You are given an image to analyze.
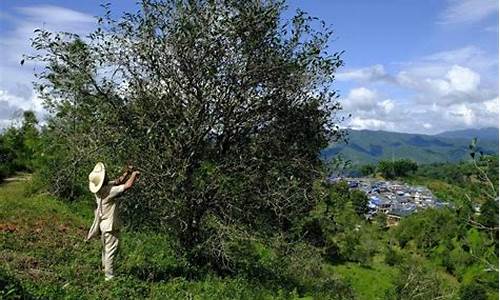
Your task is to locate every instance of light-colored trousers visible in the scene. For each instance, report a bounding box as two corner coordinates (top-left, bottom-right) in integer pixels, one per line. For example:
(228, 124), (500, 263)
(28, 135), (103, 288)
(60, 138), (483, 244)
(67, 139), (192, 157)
(100, 224), (119, 279)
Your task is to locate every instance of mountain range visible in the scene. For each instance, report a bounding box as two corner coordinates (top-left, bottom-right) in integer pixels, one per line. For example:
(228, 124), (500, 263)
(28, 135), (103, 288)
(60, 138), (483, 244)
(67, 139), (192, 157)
(322, 127), (499, 165)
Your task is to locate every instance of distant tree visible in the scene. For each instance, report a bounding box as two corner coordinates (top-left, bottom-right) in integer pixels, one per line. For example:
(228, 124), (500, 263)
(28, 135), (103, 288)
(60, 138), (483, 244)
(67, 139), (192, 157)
(350, 189), (369, 216)
(0, 110), (40, 180)
(373, 212), (387, 230)
(394, 159), (418, 177)
(359, 164), (375, 176)
(377, 160), (396, 179)
(18, 111), (40, 171)
(378, 159), (418, 179)
(28, 0), (345, 270)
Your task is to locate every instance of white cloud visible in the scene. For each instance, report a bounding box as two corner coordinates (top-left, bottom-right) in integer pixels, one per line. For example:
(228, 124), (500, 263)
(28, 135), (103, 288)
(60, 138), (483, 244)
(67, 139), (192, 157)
(400, 46), (498, 80)
(448, 103), (476, 125)
(0, 5), (95, 127)
(483, 97), (499, 114)
(345, 97), (498, 134)
(340, 65), (497, 134)
(0, 89), (45, 122)
(439, 0), (498, 24)
(16, 5), (95, 24)
(423, 46), (483, 64)
(337, 64), (388, 82)
(394, 64), (484, 100)
(484, 25), (499, 32)
(338, 45), (498, 134)
(377, 99), (395, 114)
(446, 65), (480, 93)
(349, 117), (395, 131)
(342, 87), (378, 111)
(0, 89), (31, 110)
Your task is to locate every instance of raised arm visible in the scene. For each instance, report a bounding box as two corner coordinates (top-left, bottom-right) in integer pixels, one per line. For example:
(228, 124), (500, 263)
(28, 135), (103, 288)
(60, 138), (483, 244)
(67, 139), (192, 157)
(110, 171), (129, 185)
(110, 166), (134, 185)
(123, 171), (140, 191)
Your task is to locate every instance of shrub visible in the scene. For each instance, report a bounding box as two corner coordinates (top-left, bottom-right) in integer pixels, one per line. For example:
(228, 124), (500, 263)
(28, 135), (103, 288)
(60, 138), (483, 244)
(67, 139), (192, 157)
(458, 281), (487, 300)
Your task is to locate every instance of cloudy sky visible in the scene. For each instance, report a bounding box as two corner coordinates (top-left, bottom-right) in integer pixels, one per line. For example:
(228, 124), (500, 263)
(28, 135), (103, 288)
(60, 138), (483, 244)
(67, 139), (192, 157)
(0, 0), (498, 134)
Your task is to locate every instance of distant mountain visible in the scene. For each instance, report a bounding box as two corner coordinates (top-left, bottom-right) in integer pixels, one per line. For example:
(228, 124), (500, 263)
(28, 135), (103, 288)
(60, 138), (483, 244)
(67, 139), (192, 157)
(322, 129), (499, 165)
(436, 127), (499, 141)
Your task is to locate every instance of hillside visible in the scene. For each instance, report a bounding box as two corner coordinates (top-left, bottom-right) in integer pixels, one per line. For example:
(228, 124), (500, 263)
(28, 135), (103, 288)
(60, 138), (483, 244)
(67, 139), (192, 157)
(0, 180), (306, 299)
(2, 178), (468, 299)
(436, 127), (499, 141)
(0, 179), (402, 299)
(322, 128), (499, 165)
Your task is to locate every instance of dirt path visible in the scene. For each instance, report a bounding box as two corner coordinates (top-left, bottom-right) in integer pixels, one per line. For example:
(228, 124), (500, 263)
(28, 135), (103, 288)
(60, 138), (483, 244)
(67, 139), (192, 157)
(3, 173), (32, 182)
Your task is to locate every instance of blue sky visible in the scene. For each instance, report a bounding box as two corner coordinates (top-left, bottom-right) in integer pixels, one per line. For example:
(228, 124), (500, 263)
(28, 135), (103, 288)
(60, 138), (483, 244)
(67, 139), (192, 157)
(0, 0), (498, 134)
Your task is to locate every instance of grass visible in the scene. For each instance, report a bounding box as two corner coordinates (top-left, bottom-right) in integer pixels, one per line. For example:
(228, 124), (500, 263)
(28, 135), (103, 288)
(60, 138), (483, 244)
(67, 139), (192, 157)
(0, 179), (468, 299)
(0, 180), (299, 299)
(2, 180), (349, 299)
(327, 256), (397, 300)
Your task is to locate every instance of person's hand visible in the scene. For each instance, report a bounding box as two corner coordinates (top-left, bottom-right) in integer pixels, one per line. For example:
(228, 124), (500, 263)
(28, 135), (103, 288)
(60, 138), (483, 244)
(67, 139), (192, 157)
(133, 170), (141, 176)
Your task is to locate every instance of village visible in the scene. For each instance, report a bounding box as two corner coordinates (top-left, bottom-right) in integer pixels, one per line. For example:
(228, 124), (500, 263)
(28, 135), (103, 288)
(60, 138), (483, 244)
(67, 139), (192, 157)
(332, 177), (451, 226)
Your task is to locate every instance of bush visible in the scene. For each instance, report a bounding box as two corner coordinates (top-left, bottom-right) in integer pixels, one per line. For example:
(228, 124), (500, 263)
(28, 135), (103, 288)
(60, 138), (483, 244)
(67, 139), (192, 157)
(118, 232), (189, 282)
(384, 258), (456, 300)
(458, 281), (487, 300)
(300, 181), (379, 265)
(384, 246), (403, 266)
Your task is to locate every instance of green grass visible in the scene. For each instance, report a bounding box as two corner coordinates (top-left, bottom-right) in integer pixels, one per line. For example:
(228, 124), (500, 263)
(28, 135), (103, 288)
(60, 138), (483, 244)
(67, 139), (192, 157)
(0, 180), (326, 299)
(0, 179), (471, 299)
(328, 259), (397, 300)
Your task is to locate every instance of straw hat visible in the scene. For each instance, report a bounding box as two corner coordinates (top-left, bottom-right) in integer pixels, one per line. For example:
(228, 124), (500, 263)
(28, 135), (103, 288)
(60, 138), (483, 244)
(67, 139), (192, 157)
(89, 162), (106, 193)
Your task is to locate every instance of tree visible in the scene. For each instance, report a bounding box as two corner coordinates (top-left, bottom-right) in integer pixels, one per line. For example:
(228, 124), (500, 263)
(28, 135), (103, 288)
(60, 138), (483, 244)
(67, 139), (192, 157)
(0, 110), (40, 181)
(28, 0), (345, 270)
(18, 111), (40, 171)
(301, 181), (378, 264)
(359, 164), (375, 176)
(378, 160), (396, 179)
(378, 159), (418, 179)
(350, 189), (369, 216)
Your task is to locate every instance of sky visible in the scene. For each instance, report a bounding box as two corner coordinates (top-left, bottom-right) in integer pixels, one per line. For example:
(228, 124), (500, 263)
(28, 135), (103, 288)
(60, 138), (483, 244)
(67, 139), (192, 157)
(0, 0), (498, 134)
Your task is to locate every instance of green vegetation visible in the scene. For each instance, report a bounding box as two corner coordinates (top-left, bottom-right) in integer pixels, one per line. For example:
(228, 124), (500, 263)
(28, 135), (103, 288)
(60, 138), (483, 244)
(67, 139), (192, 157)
(409, 156), (498, 202)
(0, 111), (40, 181)
(322, 129), (498, 166)
(329, 261), (397, 300)
(1, 180), (354, 299)
(377, 159), (418, 179)
(1, 157), (498, 298)
(27, 0), (346, 273)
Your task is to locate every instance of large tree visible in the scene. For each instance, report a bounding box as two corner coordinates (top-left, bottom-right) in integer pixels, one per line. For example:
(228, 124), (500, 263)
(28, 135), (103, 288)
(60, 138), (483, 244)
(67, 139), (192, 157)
(29, 0), (345, 269)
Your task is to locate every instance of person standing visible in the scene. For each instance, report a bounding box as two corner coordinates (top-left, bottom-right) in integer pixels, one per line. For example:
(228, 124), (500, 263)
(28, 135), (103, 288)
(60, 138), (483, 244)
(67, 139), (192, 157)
(86, 162), (140, 281)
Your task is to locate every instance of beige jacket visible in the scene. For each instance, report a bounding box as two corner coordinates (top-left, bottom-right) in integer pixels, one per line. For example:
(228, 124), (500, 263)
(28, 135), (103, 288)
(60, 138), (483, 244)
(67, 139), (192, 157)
(87, 184), (125, 240)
